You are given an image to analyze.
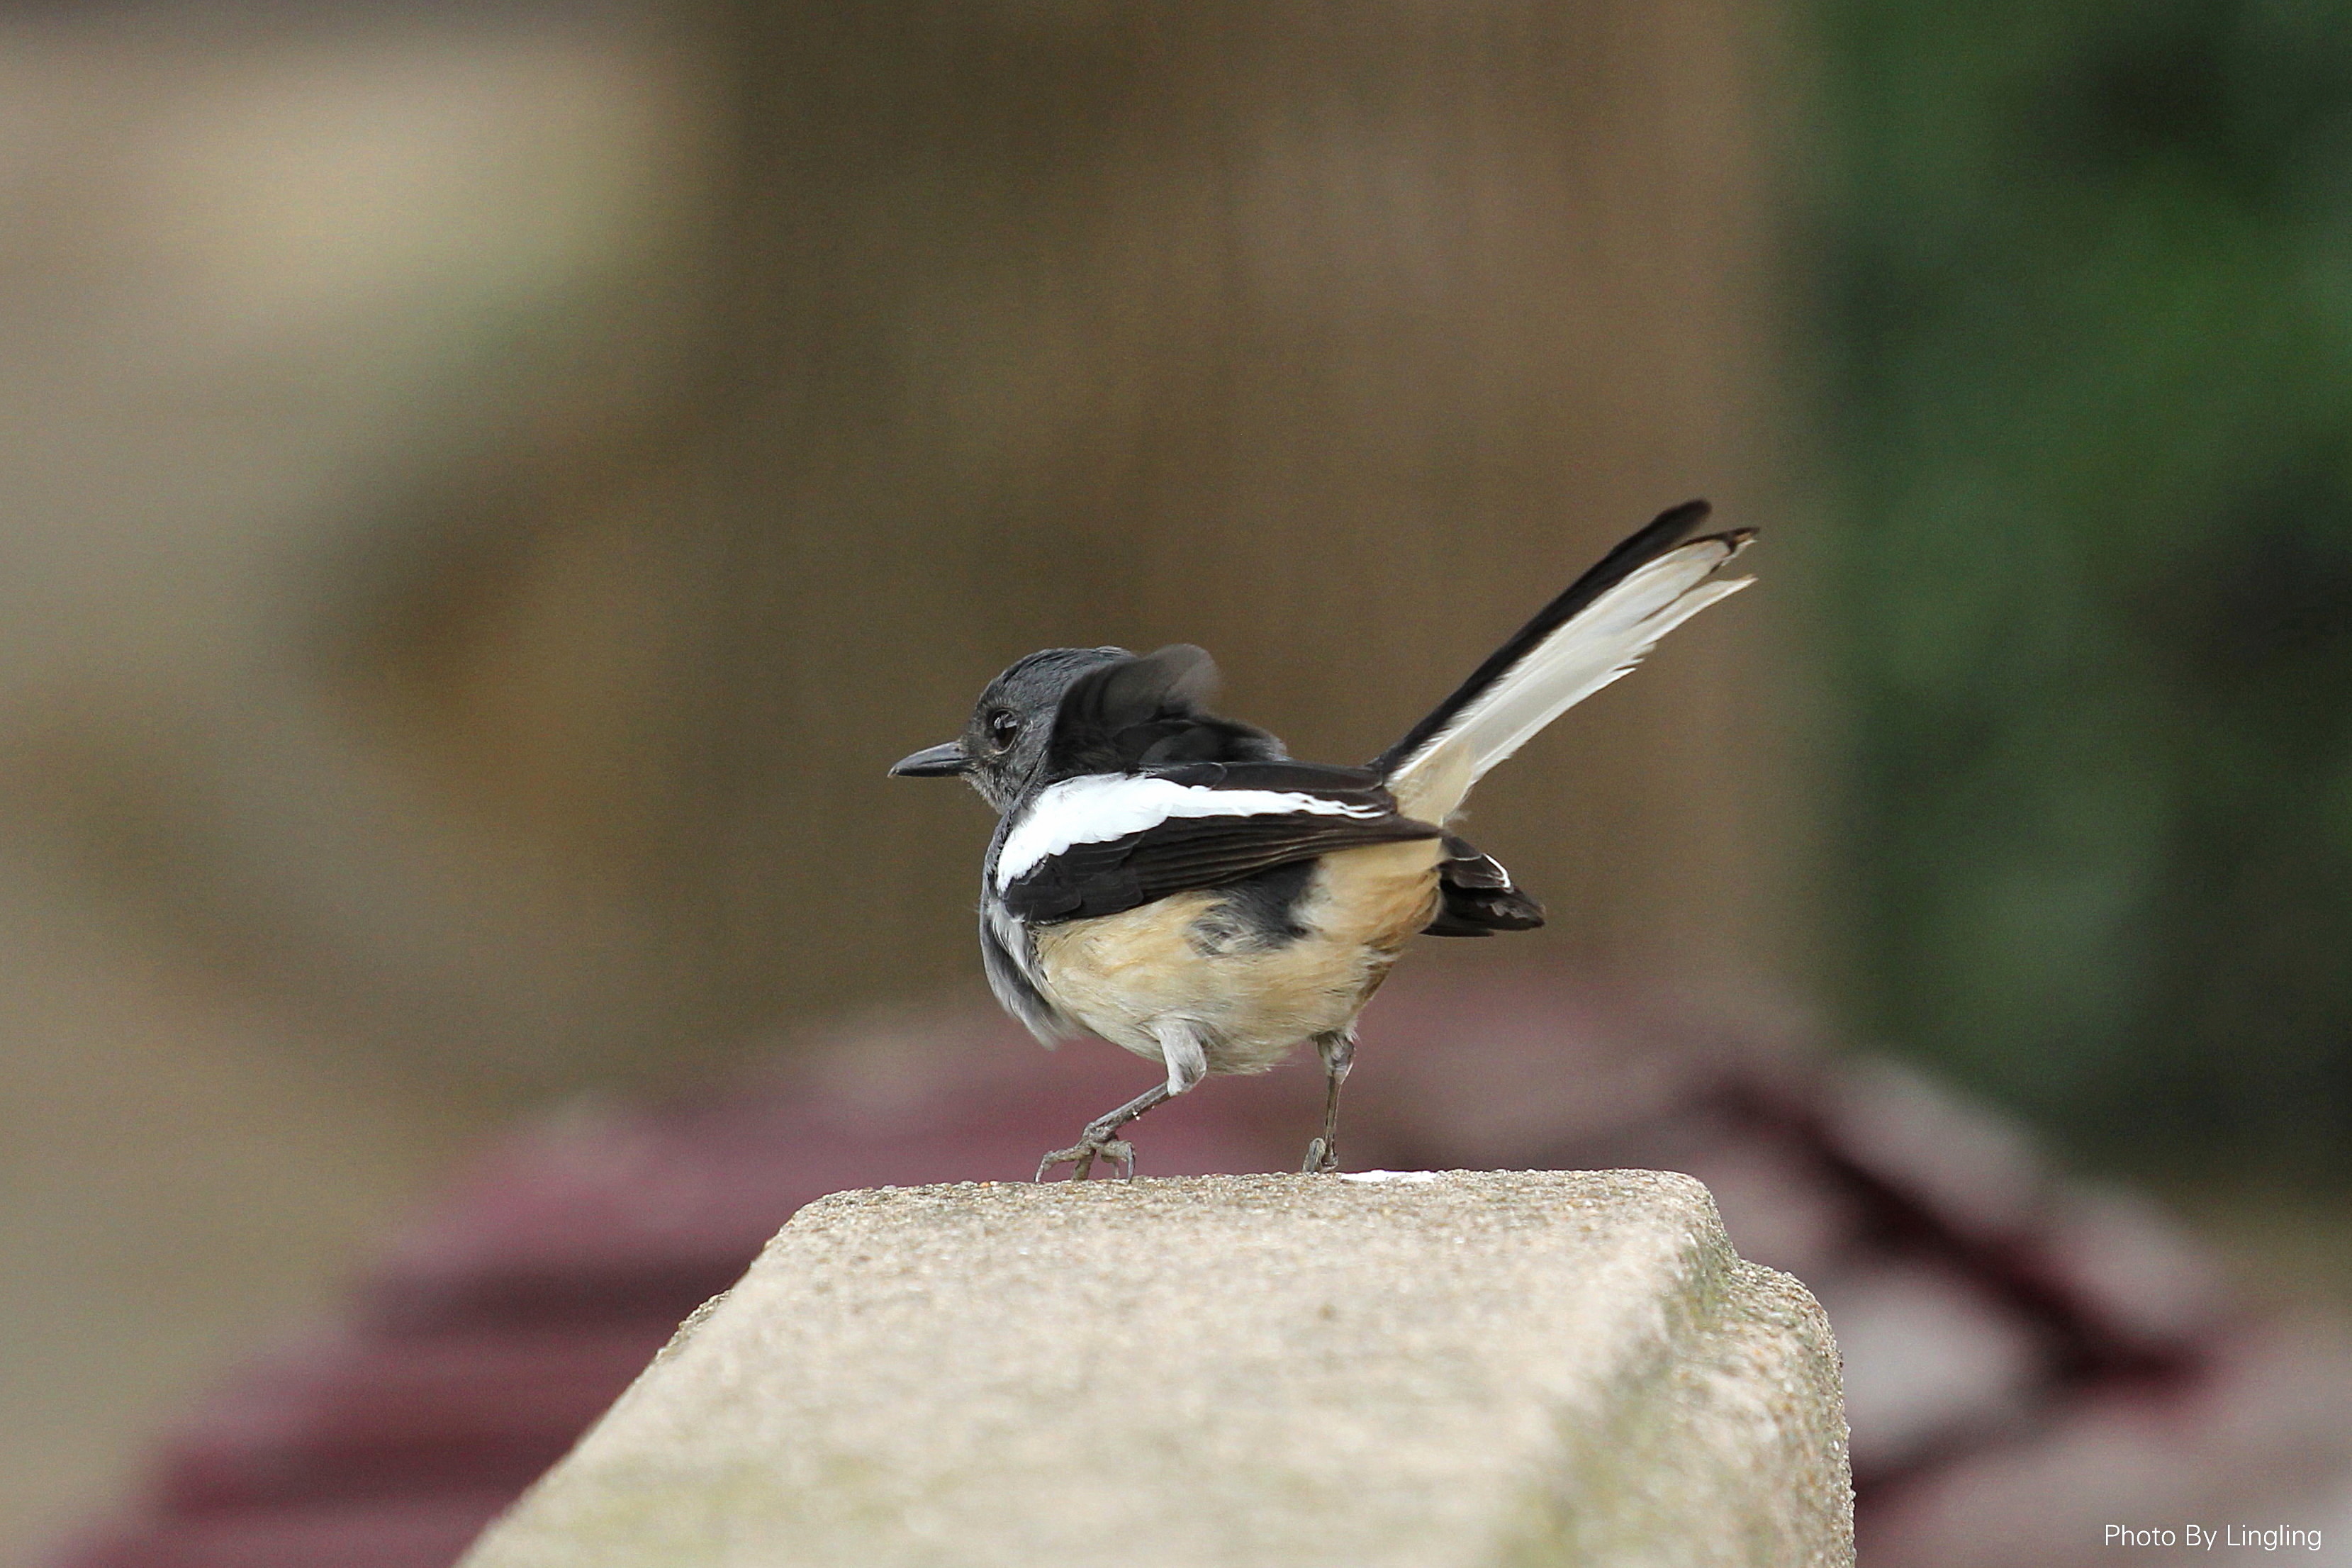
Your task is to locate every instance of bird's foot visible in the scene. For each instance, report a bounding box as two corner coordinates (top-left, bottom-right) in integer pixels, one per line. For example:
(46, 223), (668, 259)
(1303, 1135), (1340, 1175)
(1033, 1082), (1172, 1182)
(1036, 1132), (1137, 1182)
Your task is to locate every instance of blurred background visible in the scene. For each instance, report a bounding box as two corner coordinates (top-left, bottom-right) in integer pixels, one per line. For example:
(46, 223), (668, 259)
(5, 0), (2352, 1562)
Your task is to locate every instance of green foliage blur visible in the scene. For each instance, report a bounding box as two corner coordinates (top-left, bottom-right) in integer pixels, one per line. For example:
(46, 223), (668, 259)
(1815, 0), (2352, 1172)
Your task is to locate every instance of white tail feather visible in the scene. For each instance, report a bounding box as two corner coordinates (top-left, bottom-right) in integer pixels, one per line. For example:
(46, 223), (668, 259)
(1385, 537), (1753, 821)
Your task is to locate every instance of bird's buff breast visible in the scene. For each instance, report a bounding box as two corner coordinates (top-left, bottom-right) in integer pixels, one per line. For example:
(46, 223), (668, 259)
(1030, 839), (1444, 1075)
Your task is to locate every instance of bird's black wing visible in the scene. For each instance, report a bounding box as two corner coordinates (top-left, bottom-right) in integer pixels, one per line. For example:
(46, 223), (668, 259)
(1045, 644), (1290, 774)
(997, 761), (1442, 925)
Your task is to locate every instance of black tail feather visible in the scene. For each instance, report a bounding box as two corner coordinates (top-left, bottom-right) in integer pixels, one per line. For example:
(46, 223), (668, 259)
(1421, 834), (1545, 936)
(1368, 498), (1717, 778)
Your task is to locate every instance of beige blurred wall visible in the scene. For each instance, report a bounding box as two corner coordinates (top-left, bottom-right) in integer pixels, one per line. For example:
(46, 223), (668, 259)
(0, 6), (723, 1555)
(0, 1), (1803, 1556)
(366, 0), (1807, 1048)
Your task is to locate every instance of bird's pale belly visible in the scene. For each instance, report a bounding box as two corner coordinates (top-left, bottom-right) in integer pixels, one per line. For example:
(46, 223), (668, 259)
(1030, 839), (1445, 1076)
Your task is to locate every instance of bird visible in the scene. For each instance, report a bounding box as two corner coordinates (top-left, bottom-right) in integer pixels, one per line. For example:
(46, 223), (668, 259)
(890, 500), (1755, 1180)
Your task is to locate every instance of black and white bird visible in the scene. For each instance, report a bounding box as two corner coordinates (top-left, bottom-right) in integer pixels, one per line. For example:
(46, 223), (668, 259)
(890, 500), (1755, 1180)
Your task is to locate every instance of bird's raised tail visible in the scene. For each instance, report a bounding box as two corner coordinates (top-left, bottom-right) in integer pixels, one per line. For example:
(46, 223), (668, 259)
(1372, 500), (1754, 824)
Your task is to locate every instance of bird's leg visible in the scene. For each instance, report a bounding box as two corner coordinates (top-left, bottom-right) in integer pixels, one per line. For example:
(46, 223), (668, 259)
(1035, 1083), (1170, 1182)
(1037, 1021), (1209, 1182)
(1303, 1029), (1356, 1174)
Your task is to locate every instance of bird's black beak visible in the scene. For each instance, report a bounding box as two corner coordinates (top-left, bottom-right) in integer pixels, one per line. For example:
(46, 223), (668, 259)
(888, 741), (968, 778)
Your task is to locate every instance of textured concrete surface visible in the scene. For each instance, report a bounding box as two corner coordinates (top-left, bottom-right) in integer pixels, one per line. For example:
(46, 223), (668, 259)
(461, 1170), (1852, 1568)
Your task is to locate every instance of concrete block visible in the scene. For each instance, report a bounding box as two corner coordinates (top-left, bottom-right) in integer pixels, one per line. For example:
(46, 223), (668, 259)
(461, 1170), (1852, 1567)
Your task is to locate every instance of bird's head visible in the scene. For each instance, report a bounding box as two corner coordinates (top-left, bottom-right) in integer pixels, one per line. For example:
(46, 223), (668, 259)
(888, 642), (1284, 814)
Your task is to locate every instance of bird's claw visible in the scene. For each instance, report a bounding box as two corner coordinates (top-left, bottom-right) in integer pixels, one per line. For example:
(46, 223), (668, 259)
(1036, 1134), (1137, 1182)
(1303, 1135), (1340, 1175)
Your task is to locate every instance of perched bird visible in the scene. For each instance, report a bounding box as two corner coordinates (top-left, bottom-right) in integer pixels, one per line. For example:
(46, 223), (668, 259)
(890, 500), (1755, 1180)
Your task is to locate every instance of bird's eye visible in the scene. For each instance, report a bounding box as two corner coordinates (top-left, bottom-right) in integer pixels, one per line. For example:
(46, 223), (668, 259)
(986, 710), (1021, 748)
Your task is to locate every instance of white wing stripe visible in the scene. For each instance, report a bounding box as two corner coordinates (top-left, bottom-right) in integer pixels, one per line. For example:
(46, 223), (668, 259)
(995, 775), (1382, 888)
